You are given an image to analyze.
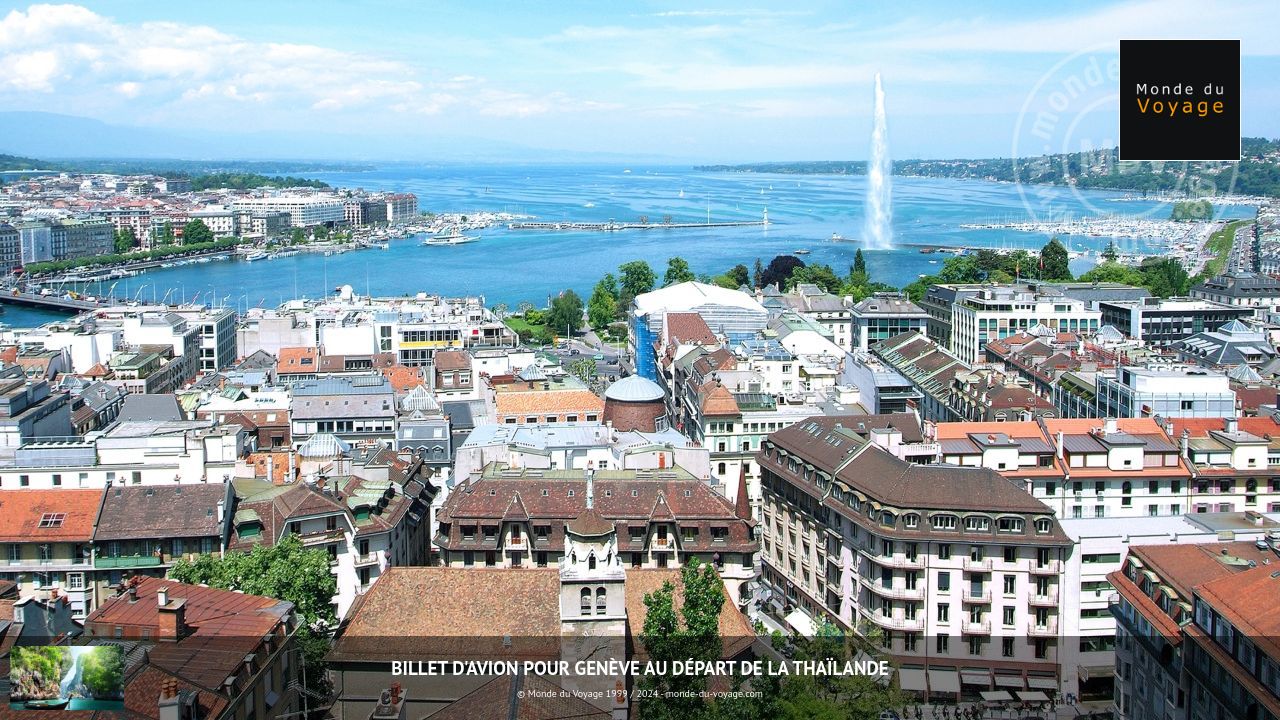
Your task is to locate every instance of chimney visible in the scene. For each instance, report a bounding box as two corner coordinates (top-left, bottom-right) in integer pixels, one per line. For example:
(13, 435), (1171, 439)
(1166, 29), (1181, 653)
(1055, 431), (1064, 460)
(585, 463), (595, 509)
(128, 586), (138, 603)
(1225, 417), (1239, 434)
(158, 679), (182, 720)
(1180, 429), (1190, 459)
(216, 498), (225, 524)
(1103, 418), (1118, 435)
(157, 586), (168, 607)
(158, 593), (187, 642)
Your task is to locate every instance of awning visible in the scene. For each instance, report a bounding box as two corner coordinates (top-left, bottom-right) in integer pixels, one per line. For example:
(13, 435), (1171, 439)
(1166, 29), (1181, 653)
(897, 666), (927, 692)
(1026, 677), (1058, 690)
(961, 669), (991, 685)
(980, 690), (1013, 702)
(928, 668), (961, 694)
(1018, 690), (1050, 702)
(1078, 664), (1115, 681)
(994, 674), (1023, 688)
(785, 609), (816, 638)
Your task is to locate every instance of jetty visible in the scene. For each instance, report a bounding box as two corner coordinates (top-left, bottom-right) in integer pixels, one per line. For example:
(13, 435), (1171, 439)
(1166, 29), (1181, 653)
(0, 289), (106, 312)
(508, 211), (770, 233)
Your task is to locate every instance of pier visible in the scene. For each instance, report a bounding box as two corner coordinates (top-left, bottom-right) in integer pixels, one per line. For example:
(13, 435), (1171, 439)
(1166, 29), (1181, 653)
(508, 212), (769, 233)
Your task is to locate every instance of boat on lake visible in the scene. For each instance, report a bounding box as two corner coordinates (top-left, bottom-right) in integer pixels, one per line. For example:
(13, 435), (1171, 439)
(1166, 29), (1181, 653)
(794, 249), (811, 255)
(243, 251), (268, 262)
(424, 230), (479, 246)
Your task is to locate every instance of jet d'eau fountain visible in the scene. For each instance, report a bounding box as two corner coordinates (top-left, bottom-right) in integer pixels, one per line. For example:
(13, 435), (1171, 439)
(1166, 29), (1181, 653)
(863, 73), (893, 250)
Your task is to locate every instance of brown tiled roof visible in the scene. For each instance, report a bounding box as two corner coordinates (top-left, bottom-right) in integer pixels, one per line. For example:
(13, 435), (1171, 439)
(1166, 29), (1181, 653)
(566, 507), (613, 536)
(94, 484), (226, 541)
(698, 381), (739, 416)
(83, 362), (112, 378)
(626, 569), (755, 661)
(1129, 542), (1268, 600)
(665, 312), (718, 346)
(1170, 416), (1280, 438)
(124, 664), (229, 720)
(429, 673), (609, 720)
(495, 390), (604, 418)
(0, 489), (101, 542)
(380, 365), (425, 393)
(276, 347), (317, 374)
(1194, 564), (1280, 660)
(434, 350), (472, 371)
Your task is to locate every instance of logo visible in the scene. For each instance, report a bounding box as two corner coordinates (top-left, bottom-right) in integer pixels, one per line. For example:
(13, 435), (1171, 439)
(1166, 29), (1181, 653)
(1120, 40), (1240, 161)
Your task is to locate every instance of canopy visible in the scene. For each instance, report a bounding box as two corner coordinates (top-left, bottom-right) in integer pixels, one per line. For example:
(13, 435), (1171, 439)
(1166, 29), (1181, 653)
(928, 668), (961, 694)
(1017, 690), (1050, 702)
(994, 674), (1023, 687)
(784, 609), (815, 638)
(980, 691), (1014, 702)
(961, 669), (991, 686)
(897, 666), (927, 692)
(1027, 677), (1059, 690)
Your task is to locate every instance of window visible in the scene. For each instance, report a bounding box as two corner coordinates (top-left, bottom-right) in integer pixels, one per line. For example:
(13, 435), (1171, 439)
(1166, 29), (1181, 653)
(1003, 546), (1017, 563)
(936, 635), (949, 654)
(1003, 607), (1015, 626)
(1002, 637), (1015, 657)
(37, 513), (65, 529)
(996, 517), (1024, 533)
(19, 474), (29, 487)
(938, 544), (951, 560)
(485, 551), (496, 567)
(937, 572), (950, 592)
(580, 588), (592, 616)
(1002, 575), (1016, 595)
(51, 474), (61, 487)
(937, 603), (949, 622)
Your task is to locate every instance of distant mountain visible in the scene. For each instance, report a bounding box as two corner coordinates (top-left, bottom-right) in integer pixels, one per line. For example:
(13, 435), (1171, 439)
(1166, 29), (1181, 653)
(0, 111), (678, 164)
(697, 138), (1280, 197)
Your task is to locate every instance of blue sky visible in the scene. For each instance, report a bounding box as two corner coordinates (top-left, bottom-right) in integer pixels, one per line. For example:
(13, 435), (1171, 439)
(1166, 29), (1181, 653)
(0, 1), (1277, 161)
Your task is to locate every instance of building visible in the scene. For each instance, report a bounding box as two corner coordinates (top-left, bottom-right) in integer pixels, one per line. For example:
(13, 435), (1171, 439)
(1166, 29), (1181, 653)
(290, 376), (397, 446)
(1098, 297), (1252, 346)
(91, 483), (230, 607)
(1191, 270), (1280, 317)
(758, 416), (1074, 698)
(1174, 319), (1279, 371)
(488, 369), (604, 426)
(431, 349), (474, 398)
(839, 351), (924, 415)
(602, 375), (667, 432)
(0, 365), (74, 463)
(1108, 541), (1280, 720)
(850, 293), (929, 352)
(15, 217), (113, 264)
(230, 195), (345, 227)
(83, 577), (300, 720)
(242, 210), (291, 239)
(1093, 365), (1238, 419)
(0, 222), (21, 272)
(0, 488), (100, 616)
(95, 206), (154, 245)
(228, 444), (436, 618)
(950, 285), (1101, 364)
(433, 463), (758, 605)
(630, 282), (768, 381)
(774, 284), (855, 351)
(384, 193), (418, 223)
(187, 207), (240, 238)
(326, 563), (755, 720)
(871, 331), (970, 422)
(1169, 416), (1280, 514)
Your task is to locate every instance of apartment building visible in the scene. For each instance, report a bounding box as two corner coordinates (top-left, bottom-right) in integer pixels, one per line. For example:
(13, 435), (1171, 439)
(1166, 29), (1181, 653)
(1191, 270), (1280, 317)
(289, 375), (397, 446)
(773, 283), (855, 351)
(630, 281), (769, 381)
(384, 193), (418, 223)
(1169, 416), (1280, 514)
(950, 285), (1101, 364)
(872, 331), (970, 422)
(0, 364), (74, 462)
(1109, 541), (1280, 720)
(850, 293), (929, 352)
(0, 222), (21, 272)
(230, 195), (345, 227)
(1099, 297), (1252, 346)
(433, 464), (759, 605)
(759, 416), (1073, 698)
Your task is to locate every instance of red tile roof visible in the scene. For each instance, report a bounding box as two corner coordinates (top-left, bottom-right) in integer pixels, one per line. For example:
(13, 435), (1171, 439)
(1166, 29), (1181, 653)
(665, 312), (718, 346)
(276, 347), (317, 374)
(433, 350), (472, 371)
(0, 489), (101, 542)
(380, 365), (424, 394)
(1169, 416), (1280, 438)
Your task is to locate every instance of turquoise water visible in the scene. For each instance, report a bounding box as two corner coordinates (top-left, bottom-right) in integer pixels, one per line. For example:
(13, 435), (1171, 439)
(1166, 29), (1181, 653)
(9, 700), (124, 711)
(5, 165), (1255, 327)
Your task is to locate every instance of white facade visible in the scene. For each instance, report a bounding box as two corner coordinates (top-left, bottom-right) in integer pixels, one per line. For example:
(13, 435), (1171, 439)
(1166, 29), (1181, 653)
(1095, 366), (1237, 419)
(231, 196), (344, 227)
(951, 287), (1101, 363)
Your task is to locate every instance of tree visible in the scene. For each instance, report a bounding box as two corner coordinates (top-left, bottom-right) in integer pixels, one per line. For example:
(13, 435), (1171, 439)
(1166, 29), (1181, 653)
(1039, 238), (1072, 281)
(789, 263), (842, 293)
(567, 357), (597, 385)
(853, 249), (867, 276)
(313, 225), (330, 241)
(1102, 240), (1119, 262)
(158, 222), (176, 247)
(113, 228), (136, 254)
(546, 289), (585, 336)
(1140, 257), (1191, 297)
(290, 227), (306, 245)
(80, 647), (124, 699)
(758, 255), (806, 290)
(619, 260), (657, 298)
(637, 559), (725, 720)
(769, 623), (907, 719)
(752, 258), (764, 288)
(492, 302), (508, 319)
(588, 276), (619, 329)
(664, 256), (696, 286)
(726, 264), (750, 288)
(1078, 261), (1143, 285)
(169, 535), (337, 703)
(182, 219), (214, 246)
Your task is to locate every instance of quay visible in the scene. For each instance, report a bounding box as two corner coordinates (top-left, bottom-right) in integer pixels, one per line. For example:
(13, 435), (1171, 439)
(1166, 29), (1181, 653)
(508, 212), (769, 233)
(0, 289), (106, 312)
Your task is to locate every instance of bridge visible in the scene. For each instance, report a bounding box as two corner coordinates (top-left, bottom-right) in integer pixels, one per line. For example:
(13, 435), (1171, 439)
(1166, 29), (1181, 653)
(0, 289), (104, 313)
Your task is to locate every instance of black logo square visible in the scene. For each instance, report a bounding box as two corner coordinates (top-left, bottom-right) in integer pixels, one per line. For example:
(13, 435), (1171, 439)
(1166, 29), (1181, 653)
(1119, 39), (1240, 161)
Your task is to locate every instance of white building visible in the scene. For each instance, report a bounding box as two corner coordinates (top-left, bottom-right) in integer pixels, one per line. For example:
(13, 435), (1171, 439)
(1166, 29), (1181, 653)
(951, 286), (1101, 363)
(1094, 365), (1237, 419)
(231, 196), (345, 227)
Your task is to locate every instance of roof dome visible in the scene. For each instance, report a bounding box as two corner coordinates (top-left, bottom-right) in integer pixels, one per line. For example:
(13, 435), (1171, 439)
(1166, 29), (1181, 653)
(604, 375), (664, 403)
(298, 433), (351, 459)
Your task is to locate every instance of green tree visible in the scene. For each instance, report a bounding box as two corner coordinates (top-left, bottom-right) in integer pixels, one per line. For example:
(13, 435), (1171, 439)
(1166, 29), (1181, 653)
(588, 276), (619, 329)
(1039, 238), (1072, 280)
(789, 262), (842, 293)
(770, 624), (907, 720)
(1102, 240), (1119, 262)
(752, 258), (764, 288)
(567, 357), (597, 385)
(113, 228), (136, 254)
(545, 289), (585, 337)
(79, 647), (124, 699)
(637, 558), (725, 720)
(182, 219), (214, 246)
(663, 256), (696, 286)
(853, 249), (867, 276)
(619, 260), (657, 298)
(725, 264), (750, 288)
(158, 222), (176, 246)
(1140, 257), (1191, 297)
(759, 255), (806, 289)
(169, 534), (338, 701)
(290, 227), (307, 245)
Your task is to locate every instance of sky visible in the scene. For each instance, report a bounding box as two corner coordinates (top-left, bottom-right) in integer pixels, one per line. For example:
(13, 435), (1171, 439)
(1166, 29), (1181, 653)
(0, 0), (1278, 162)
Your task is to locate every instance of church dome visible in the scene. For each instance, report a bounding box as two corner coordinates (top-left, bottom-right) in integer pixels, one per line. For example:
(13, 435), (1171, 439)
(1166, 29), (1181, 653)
(604, 375), (664, 403)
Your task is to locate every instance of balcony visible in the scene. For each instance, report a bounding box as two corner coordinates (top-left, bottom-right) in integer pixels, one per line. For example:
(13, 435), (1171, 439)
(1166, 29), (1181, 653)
(961, 619), (992, 634)
(651, 537), (675, 552)
(1030, 560), (1062, 575)
(5, 558), (92, 569)
(963, 588), (992, 603)
(506, 536), (526, 550)
(95, 555), (164, 569)
(962, 557), (993, 571)
(353, 552), (381, 568)
(862, 549), (924, 569)
(299, 529), (345, 547)
(869, 613), (924, 631)
(1029, 593), (1059, 607)
(1028, 618), (1059, 636)
(865, 580), (925, 601)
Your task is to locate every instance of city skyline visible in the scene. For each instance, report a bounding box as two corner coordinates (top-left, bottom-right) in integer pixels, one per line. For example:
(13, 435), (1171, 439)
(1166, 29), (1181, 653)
(1, 0), (1279, 162)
